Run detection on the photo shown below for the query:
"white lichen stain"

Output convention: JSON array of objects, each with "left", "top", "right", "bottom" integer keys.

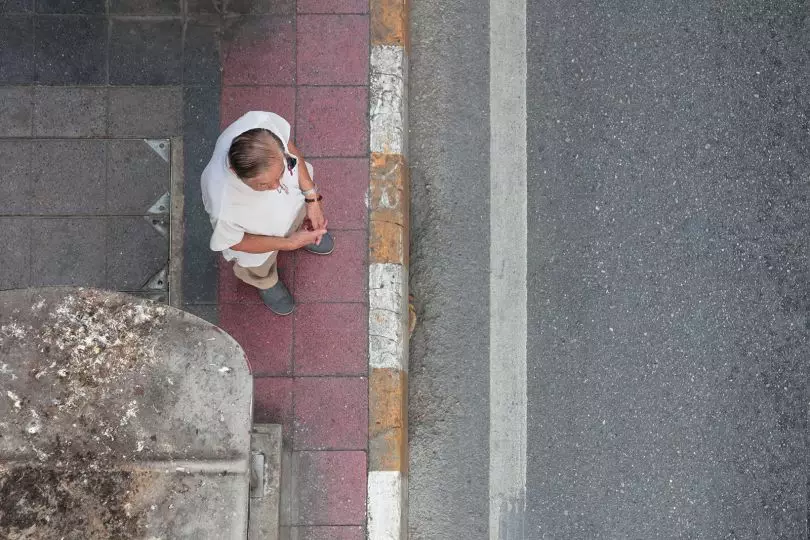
[
  {"left": 6, "top": 390, "right": 22, "bottom": 410},
  {"left": 26, "top": 409, "right": 42, "bottom": 434},
  {"left": 0, "top": 363, "right": 17, "bottom": 381},
  {"left": 121, "top": 400, "right": 139, "bottom": 427}
]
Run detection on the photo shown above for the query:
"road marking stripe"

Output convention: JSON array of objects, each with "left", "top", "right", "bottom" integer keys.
[{"left": 489, "top": 0, "right": 528, "bottom": 538}]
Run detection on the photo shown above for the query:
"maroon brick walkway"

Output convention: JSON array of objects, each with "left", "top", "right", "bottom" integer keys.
[{"left": 216, "top": 3, "right": 369, "bottom": 536}]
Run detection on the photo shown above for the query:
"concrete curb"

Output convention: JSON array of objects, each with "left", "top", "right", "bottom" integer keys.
[{"left": 367, "top": 1, "right": 409, "bottom": 538}]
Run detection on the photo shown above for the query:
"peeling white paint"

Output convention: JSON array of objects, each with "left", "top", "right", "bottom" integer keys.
[
  {"left": 369, "top": 264, "right": 408, "bottom": 371},
  {"left": 370, "top": 45, "right": 407, "bottom": 155},
  {"left": 368, "top": 471, "right": 405, "bottom": 540}
]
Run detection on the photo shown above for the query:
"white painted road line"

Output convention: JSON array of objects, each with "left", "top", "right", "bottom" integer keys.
[{"left": 489, "top": 0, "right": 528, "bottom": 538}]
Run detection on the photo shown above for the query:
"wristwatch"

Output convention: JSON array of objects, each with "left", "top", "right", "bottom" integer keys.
[{"left": 302, "top": 186, "right": 318, "bottom": 198}]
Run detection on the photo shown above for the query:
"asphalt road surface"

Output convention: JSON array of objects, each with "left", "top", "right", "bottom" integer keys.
[{"left": 408, "top": 1, "right": 810, "bottom": 538}]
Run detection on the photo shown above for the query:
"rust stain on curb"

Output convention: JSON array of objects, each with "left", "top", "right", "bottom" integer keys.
[
  {"left": 370, "top": 221, "right": 407, "bottom": 265},
  {"left": 369, "top": 368, "right": 408, "bottom": 472},
  {"left": 370, "top": 153, "right": 409, "bottom": 226},
  {"left": 371, "top": 0, "right": 409, "bottom": 47}
]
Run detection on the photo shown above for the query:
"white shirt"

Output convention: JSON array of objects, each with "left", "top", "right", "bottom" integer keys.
[{"left": 201, "top": 111, "right": 305, "bottom": 268}]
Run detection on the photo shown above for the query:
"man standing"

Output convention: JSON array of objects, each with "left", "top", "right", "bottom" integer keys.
[{"left": 201, "top": 111, "right": 334, "bottom": 315}]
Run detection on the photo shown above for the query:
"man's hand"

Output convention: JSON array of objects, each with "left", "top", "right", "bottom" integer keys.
[
  {"left": 306, "top": 201, "right": 327, "bottom": 231},
  {"left": 287, "top": 228, "right": 327, "bottom": 249}
]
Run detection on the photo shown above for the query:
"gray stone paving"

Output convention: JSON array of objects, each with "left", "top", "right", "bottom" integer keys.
[
  {"left": 0, "top": 0, "right": 225, "bottom": 321},
  {"left": 0, "top": 137, "right": 172, "bottom": 301}
]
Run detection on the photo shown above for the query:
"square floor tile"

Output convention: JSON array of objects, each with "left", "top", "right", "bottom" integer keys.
[
  {"left": 1, "top": 0, "right": 33, "bottom": 13},
  {"left": 0, "top": 87, "right": 32, "bottom": 136},
  {"left": 106, "top": 217, "right": 168, "bottom": 290},
  {"left": 0, "top": 218, "right": 30, "bottom": 290},
  {"left": 219, "top": 303, "right": 293, "bottom": 375},
  {"left": 107, "top": 139, "right": 170, "bottom": 214},
  {"left": 219, "top": 252, "right": 294, "bottom": 304},
  {"left": 109, "top": 0, "right": 179, "bottom": 14},
  {"left": 33, "top": 87, "right": 106, "bottom": 137},
  {"left": 297, "top": 0, "right": 366, "bottom": 13},
  {"left": 222, "top": 17, "right": 295, "bottom": 85},
  {"left": 254, "top": 376, "right": 294, "bottom": 438},
  {"left": 220, "top": 86, "right": 295, "bottom": 130},
  {"left": 31, "top": 140, "right": 106, "bottom": 214},
  {"left": 38, "top": 0, "right": 103, "bottom": 12},
  {"left": 297, "top": 15, "right": 368, "bottom": 85},
  {"left": 187, "top": 0, "right": 292, "bottom": 14},
  {"left": 292, "top": 451, "right": 366, "bottom": 525},
  {"left": 0, "top": 16, "right": 34, "bottom": 83},
  {"left": 0, "top": 140, "right": 31, "bottom": 214},
  {"left": 290, "top": 527, "right": 365, "bottom": 540},
  {"left": 306, "top": 158, "right": 367, "bottom": 230},
  {"left": 30, "top": 218, "right": 106, "bottom": 286},
  {"left": 110, "top": 20, "right": 182, "bottom": 85},
  {"left": 184, "top": 22, "right": 221, "bottom": 85},
  {"left": 108, "top": 87, "right": 182, "bottom": 136},
  {"left": 296, "top": 87, "right": 367, "bottom": 157},
  {"left": 294, "top": 230, "right": 365, "bottom": 302},
  {"left": 35, "top": 17, "right": 106, "bottom": 84},
  {"left": 294, "top": 303, "right": 367, "bottom": 375},
  {"left": 294, "top": 377, "right": 367, "bottom": 450}
]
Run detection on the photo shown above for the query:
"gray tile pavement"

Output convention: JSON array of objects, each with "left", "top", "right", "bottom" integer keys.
[
  {"left": 108, "top": 86, "right": 183, "bottom": 136},
  {"left": 107, "top": 139, "right": 170, "bottom": 213},
  {"left": 33, "top": 87, "right": 106, "bottom": 137},
  {"left": 0, "top": 87, "right": 32, "bottom": 136},
  {"left": 0, "top": 140, "right": 31, "bottom": 213},
  {"left": 35, "top": 16, "right": 107, "bottom": 84},
  {"left": 30, "top": 217, "right": 107, "bottom": 287},
  {"left": 0, "top": 8, "right": 222, "bottom": 306},
  {"left": 38, "top": 0, "right": 105, "bottom": 14},
  {"left": 107, "top": 216, "right": 168, "bottom": 290},
  {"left": 0, "top": 16, "right": 34, "bottom": 83},
  {"left": 109, "top": 20, "right": 183, "bottom": 85},
  {"left": 109, "top": 0, "right": 180, "bottom": 15},
  {"left": 0, "top": 217, "right": 30, "bottom": 289},
  {"left": 31, "top": 139, "right": 107, "bottom": 214}
]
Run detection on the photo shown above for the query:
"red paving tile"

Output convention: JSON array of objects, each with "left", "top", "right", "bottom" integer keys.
[
  {"left": 297, "top": 15, "right": 368, "bottom": 86},
  {"left": 253, "top": 377, "right": 294, "bottom": 439},
  {"left": 294, "top": 230, "right": 365, "bottom": 303},
  {"left": 296, "top": 87, "right": 368, "bottom": 157},
  {"left": 220, "top": 86, "right": 296, "bottom": 130},
  {"left": 294, "top": 377, "right": 367, "bottom": 449},
  {"left": 219, "top": 303, "right": 293, "bottom": 375},
  {"left": 297, "top": 0, "right": 367, "bottom": 13},
  {"left": 215, "top": 5, "right": 371, "bottom": 529},
  {"left": 307, "top": 158, "right": 368, "bottom": 230},
  {"left": 218, "top": 253, "right": 295, "bottom": 305},
  {"left": 290, "top": 526, "right": 365, "bottom": 540},
  {"left": 294, "top": 451, "right": 367, "bottom": 525},
  {"left": 222, "top": 17, "right": 295, "bottom": 86},
  {"left": 294, "top": 303, "right": 367, "bottom": 376}
]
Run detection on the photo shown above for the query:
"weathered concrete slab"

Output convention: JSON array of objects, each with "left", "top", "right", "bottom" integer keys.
[{"left": 0, "top": 288, "right": 252, "bottom": 539}]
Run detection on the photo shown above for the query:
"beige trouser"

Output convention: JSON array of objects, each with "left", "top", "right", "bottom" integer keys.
[{"left": 233, "top": 203, "right": 307, "bottom": 290}]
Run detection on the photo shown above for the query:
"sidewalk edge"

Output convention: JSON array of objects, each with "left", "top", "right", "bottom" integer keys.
[{"left": 368, "top": 1, "right": 409, "bottom": 539}]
